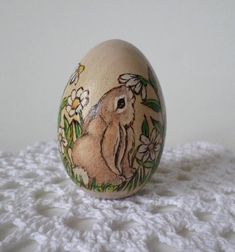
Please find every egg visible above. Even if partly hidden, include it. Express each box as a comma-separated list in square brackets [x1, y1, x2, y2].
[57, 39, 166, 199]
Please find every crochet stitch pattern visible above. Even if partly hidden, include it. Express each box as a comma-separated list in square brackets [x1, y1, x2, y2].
[0, 141, 234, 252]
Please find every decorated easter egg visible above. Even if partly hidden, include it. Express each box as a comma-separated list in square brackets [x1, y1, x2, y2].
[57, 39, 166, 199]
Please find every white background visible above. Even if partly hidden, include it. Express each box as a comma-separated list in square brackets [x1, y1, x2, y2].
[0, 0, 234, 152]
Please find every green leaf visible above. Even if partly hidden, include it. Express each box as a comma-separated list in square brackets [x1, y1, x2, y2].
[133, 171, 139, 191]
[148, 66, 158, 95]
[63, 145, 73, 166]
[143, 161, 156, 169]
[58, 97, 68, 128]
[141, 115, 149, 137]
[60, 97, 68, 111]
[64, 116, 69, 135]
[139, 166, 143, 183]
[74, 121, 81, 138]
[90, 178, 98, 191]
[78, 111, 84, 126]
[58, 116, 61, 129]
[127, 178, 134, 192]
[139, 76, 148, 87]
[62, 153, 72, 176]
[64, 116, 73, 147]
[136, 159, 155, 169]
[141, 166, 146, 182]
[106, 184, 116, 192]
[136, 158, 144, 166]
[68, 127, 74, 147]
[142, 99, 161, 112]
[150, 117, 163, 135]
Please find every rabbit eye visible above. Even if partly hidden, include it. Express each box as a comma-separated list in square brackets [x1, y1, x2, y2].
[117, 97, 126, 110]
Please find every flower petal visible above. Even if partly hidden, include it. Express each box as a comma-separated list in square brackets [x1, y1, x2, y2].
[63, 138, 68, 146]
[154, 144, 160, 152]
[134, 82, 142, 93]
[136, 152, 144, 160]
[118, 73, 136, 83]
[155, 134, 162, 144]
[141, 86, 147, 100]
[81, 97, 89, 107]
[126, 78, 140, 87]
[68, 97, 72, 105]
[76, 87, 84, 97]
[138, 144, 148, 153]
[66, 105, 71, 113]
[140, 135, 150, 144]
[76, 104, 82, 113]
[150, 150, 156, 160]
[150, 129, 158, 142]
[71, 89, 76, 100]
[73, 167, 89, 185]
[142, 152, 149, 162]
[69, 109, 75, 117]
[70, 72, 77, 84]
[80, 90, 89, 100]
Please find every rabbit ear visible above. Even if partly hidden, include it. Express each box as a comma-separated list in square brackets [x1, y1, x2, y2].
[101, 124, 126, 175]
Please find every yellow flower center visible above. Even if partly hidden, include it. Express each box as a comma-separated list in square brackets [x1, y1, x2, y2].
[71, 98, 80, 110]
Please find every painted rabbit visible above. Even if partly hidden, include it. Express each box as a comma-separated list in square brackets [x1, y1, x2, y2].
[72, 85, 136, 185]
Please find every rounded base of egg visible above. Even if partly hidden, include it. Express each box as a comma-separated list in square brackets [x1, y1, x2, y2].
[81, 184, 146, 199]
[58, 39, 166, 199]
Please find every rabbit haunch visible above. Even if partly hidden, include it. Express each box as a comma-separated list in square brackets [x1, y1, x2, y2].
[72, 85, 136, 185]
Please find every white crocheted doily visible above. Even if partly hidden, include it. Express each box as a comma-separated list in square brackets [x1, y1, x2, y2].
[0, 141, 235, 252]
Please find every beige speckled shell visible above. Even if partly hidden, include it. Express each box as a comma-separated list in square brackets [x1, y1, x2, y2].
[58, 39, 166, 199]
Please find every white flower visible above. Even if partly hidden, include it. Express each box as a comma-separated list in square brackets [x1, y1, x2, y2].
[58, 127, 68, 154]
[69, 63, 85, 85]
[118, 73, 147, 100]
[136, 128, 161, 162]
[73, 167, 89, 185]
[66, 87, 89, 117]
